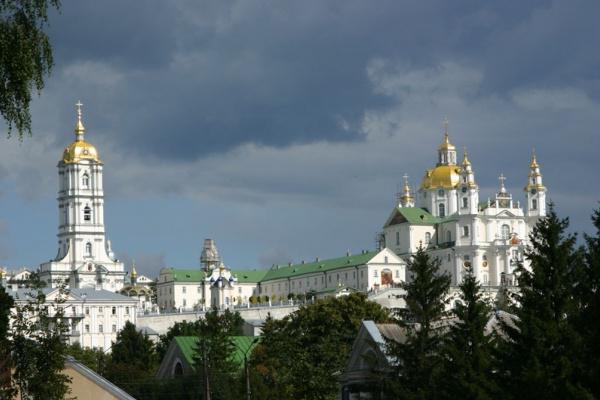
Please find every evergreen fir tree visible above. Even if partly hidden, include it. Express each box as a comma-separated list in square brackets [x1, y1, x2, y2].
[578, 207, 600, 397]
[386, 246, 451, 400]
[437, 265, 497, 400]
[497, 206, 591, 399]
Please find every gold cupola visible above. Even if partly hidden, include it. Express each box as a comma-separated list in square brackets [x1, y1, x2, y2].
[421, 119, 461, 189]
[62, 101, 101, 164]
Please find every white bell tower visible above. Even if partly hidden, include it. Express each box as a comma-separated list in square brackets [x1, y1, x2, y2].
[39, 102, 125, 291]
[524, 150, 547, 217]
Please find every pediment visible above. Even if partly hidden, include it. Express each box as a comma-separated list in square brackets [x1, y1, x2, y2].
[383, 208, 407, 228]
[495, 210, 517, 218]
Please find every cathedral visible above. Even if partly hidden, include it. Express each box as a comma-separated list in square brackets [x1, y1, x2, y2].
[39, 103, 126, 291]
[380, 122, 547, 287]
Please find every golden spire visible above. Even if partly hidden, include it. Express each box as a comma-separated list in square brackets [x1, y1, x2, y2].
[400, 173, 414, 207]
[438, 116, 456, 150]
[461, 147, 471, 166]
[530, 148, 539, 168]
[75, 100, 85, 141]
[131, 260, 138, 279]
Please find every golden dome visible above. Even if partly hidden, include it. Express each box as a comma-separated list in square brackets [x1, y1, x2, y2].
[62, 140, 101, 163]
[421, 165, 462, 189]
[62, 100, 101, 164]
[438, 132, 456, 151]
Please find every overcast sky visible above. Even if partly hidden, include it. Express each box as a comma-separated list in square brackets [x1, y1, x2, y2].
[1, 0, 599, 277]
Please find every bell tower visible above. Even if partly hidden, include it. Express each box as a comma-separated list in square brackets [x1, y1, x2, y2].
[524, 150, 547, 217]
[39, 102, 125, 290]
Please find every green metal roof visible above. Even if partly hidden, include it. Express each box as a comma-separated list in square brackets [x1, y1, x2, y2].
[174, 336, 259, 369]
[261, 251, 377, 282]
[396, 207, 441, 225]
[168, 269, 206, 282]
[233, 269, 269, 283]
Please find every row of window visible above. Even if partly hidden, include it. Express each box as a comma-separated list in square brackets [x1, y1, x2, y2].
[83, 323, 118, 333]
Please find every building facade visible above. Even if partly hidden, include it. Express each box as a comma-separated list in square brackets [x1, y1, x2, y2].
[380, 124, 547, 287]
[39, 103, 126, 291]
[157, 239, 405, 313]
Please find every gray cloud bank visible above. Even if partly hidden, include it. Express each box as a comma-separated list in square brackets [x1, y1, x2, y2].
[0, 0, 599, 276]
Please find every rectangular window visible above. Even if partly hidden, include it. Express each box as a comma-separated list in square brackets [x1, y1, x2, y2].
[373, 270, 378, 277]
[463, 226, 469, 237]
[112, 307, 116, 315]
[98, 307, 103, 313]
[85, 324, 90, 333]
[462, 197, 468, 208]
[85, 307, 89, 315]
[99, 324, 103, 333]
[112, 324, 117, 333]
[183, 299, 187, 306]
[125, 306, 129, 315]
[182, 286, 186, 293]
[197, 286, 201, 293]
[238, 287, 242, 294]
[344, 272, 348, 280]
[396, 231, 400, 246]
[328, 275, 331, 283]
[396, 270, 400, 278]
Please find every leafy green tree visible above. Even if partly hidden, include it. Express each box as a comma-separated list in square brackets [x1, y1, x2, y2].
[385, 246, 451, 400]
[437, 265, 497, 400]
[577, 207, 600, 397]
[249, 293, 390, 400]
[497, 207, 591, 399]
[7, 275, 71, 399]
[0, 285, 15, 397]
[0, 0, 60, 138]
[65, 342, 109, 374]
[193, 309, 242, 400]
[105, 321, 157, 398]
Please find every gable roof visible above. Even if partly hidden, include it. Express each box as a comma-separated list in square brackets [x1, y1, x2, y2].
[165, 269, 206, 282]
[173, 336, 259, 369]
[261, 251, 377, 282]
[383, 207, 440, 228]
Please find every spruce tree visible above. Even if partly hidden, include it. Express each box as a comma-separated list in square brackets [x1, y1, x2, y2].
[497, 206, 591, 399]
[386, 246, 451, 400]
[437, 265, 497, 400]
[578, 207, 600, 397]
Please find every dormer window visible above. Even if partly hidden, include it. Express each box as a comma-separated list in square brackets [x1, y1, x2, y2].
[82, 173, 90, 188]
[84, 206, 91, 221]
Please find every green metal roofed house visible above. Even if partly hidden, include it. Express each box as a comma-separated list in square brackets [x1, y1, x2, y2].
[156, 247, 405, 312]
[156, 336, 259, 378]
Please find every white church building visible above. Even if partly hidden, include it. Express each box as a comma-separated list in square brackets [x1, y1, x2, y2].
[39, 102, 126, 291]
[380, 123, 547, 288]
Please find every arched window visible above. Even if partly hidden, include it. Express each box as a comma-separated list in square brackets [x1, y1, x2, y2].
[85, 242, 92, 257]
[532, 199, 538, 210]
[82, 173, 89, 188]
[174, 362, 183, 376]
[501, 224, 510, 239]
[462, 197, 468, 209]
[83, 206, 91, 222]
[438, 203, 446, 217]
[425, 232, 431, 244]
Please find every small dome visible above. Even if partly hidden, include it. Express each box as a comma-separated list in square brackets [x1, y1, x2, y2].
[62, 140, 101, 163]
[421, 165, 461, 189]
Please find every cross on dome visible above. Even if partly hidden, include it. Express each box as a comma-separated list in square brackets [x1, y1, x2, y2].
[74, 100, 85, 139]
[498, 173, 507, 193]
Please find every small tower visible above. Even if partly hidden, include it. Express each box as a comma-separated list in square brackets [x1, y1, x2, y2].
[200, 239, 220, 271]
[399, 174, 415, 207]
[437, 118, 457, 166]
[458, 149, 479, 214]
[130, 261, 138, 285]
[524, 150, 547, 217]
[494, 173, 513, 208]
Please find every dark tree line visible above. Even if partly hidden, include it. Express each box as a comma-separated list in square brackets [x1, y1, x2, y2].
[385, 206, 600, 400]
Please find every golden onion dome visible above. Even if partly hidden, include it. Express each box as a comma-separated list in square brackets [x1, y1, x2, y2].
[62, 140, 100, 163]
[420, 165, 462, 189]
[62, 101, 101, 164]
[438, 132, 456, 151]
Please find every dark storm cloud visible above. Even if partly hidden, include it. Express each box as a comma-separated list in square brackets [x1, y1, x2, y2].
[47, 0, 592, 160]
